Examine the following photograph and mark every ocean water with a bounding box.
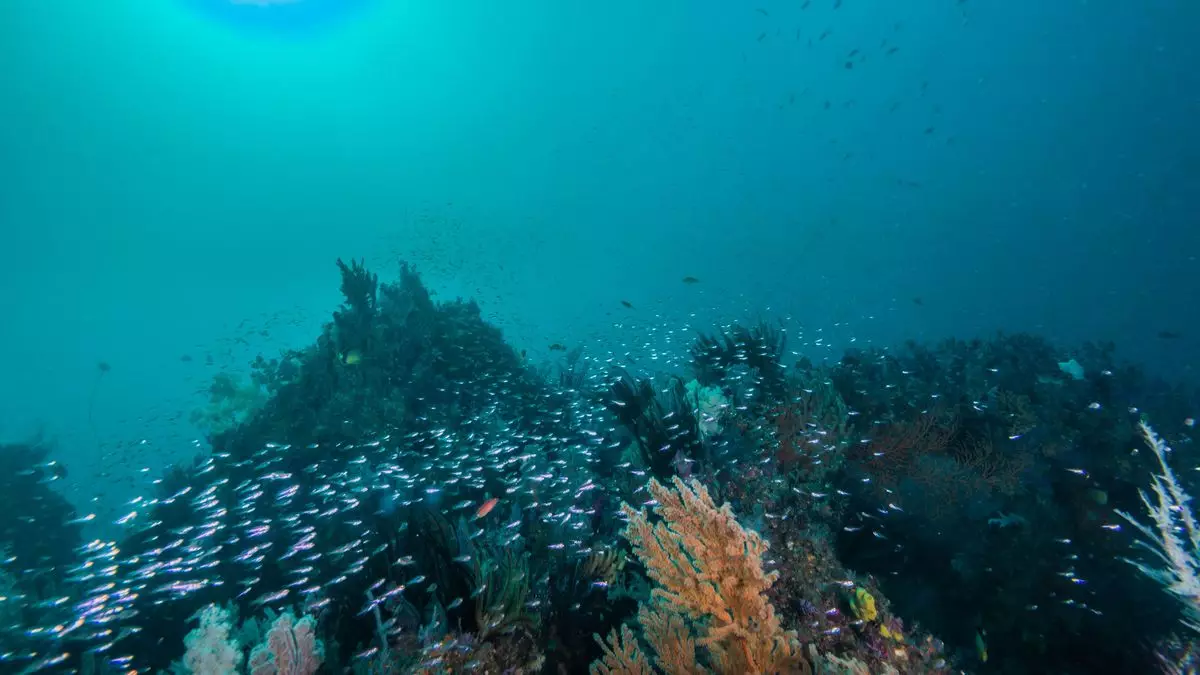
[0,1,1197,673]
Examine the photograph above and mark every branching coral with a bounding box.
[593,476,808,674]
[333,257,380,356]
[604,372,704,479]
[1117,421,1200,633]
[689,322,788,396]
[580,548,627,587]
[179,604,243,674]
[473,546,535,640]
[807,644,898,675]
[247,610,324,675]
[592,624,656,675]
[190,372,267,437]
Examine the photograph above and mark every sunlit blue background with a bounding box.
[1,0,1197,520]
[182,0,374,35]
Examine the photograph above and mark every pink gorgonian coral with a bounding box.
[248,611,324,675]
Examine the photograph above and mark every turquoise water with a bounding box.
[0,1,1197,673]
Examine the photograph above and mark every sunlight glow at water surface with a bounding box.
[182,0,373,35]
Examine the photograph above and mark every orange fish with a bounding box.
[475,497,500,519]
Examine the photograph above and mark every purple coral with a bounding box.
[247,611,324,675]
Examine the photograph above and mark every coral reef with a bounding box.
[178,605,243,674]
[248,611,324,675]
[593,476,807,674]
[11,263,1200,675]
[176,606,323,675]
[1117,421,1200,632]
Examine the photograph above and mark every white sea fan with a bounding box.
[1116,421,1200,633]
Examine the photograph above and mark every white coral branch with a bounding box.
[1116,420,1200,632]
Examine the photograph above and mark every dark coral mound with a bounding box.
[96,260,624,673]
[0,437,84,656]
[707,331,1199,674]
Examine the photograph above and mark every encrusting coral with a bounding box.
[592,476,808,675]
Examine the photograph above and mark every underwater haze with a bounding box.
[1,1,1198,673]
